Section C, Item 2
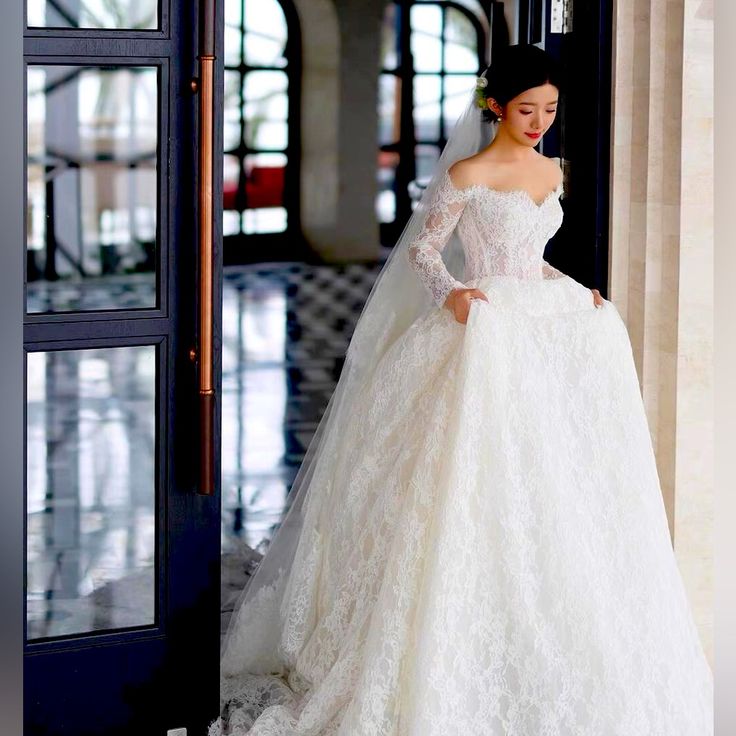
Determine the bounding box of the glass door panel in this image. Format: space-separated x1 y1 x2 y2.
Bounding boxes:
21 1 223 732
27 0 160 30
26 345 157 641
26 64 159 314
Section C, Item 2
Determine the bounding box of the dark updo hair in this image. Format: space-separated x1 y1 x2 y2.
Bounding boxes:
479 44 563 124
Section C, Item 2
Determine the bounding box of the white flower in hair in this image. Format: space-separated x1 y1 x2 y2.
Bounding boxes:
475 76 488 89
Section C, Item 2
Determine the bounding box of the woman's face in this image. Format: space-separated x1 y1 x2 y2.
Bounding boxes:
495 83 559 146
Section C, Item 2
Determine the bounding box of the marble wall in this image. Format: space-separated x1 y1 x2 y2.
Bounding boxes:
609 0 713 664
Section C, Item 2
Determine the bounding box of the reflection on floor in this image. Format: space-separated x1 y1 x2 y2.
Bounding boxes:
26 345 158 641
23 258 384 646
26 271 157 314
220 260 384 642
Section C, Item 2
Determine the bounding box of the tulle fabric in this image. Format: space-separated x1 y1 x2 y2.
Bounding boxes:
210 271 713 735
213 80 497 731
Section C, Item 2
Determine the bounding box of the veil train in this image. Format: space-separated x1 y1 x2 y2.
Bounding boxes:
218 72 495 679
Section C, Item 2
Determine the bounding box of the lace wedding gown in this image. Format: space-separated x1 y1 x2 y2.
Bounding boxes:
210 164 714 735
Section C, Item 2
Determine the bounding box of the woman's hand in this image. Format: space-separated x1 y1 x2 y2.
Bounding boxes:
444 287 489 324
591 288 604 308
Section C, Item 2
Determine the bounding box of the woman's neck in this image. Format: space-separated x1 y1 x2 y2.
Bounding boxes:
482 127 539 162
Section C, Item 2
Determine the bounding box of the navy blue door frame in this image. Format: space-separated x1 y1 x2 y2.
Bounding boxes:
19 1 223 734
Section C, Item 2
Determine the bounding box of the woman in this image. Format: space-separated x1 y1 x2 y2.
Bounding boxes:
210 44 713 735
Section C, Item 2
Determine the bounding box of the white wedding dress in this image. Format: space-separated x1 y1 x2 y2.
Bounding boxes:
210 164 713 735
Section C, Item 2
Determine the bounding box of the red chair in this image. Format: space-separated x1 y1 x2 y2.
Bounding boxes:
223 165 285 210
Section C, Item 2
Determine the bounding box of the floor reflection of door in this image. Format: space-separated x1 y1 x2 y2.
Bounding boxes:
23 3 222 734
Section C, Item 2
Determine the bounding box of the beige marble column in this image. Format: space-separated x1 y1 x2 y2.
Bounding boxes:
292 0 341 256
609 0 713 664
675 0 713 665
292 0 384 261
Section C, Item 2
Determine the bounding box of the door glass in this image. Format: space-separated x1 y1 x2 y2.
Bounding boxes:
26 65 159 314
26 345 157 640
27 1 159 30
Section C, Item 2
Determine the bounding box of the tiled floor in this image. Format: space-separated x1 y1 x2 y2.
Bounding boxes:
24 257 385 645
219 260 384 640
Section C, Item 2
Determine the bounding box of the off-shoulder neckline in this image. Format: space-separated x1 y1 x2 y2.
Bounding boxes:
443 167 563 209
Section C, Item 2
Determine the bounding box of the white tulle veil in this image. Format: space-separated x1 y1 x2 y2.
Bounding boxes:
219 74 497 677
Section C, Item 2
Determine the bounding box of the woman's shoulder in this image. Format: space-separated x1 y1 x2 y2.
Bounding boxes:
446 160 477 190
546 155 562 172
537 153 562 175
447 155 501 189
448 152 560 190
545 155 564 189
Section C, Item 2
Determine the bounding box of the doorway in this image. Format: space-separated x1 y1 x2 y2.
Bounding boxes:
21 1 223 733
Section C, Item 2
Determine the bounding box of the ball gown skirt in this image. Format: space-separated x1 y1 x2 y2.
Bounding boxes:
209 270 714 735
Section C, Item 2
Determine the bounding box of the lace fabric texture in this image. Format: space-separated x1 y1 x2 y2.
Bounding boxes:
406 167 566 307
210 166 713 735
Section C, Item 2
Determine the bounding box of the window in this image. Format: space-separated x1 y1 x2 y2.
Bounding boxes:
223 0 300 260
378 0 489 245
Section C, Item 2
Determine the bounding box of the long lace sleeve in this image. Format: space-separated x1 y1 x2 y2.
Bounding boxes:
407 170 469 307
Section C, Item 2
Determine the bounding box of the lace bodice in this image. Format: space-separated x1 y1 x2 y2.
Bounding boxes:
407 163 567 307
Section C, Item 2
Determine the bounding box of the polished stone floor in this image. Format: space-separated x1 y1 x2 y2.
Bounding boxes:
25 259 384 644
219 260 383 640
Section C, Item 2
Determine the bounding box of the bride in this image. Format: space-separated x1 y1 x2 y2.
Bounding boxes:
210 44 713 735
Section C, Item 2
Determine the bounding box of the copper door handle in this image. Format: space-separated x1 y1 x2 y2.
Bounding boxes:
196 0 216 495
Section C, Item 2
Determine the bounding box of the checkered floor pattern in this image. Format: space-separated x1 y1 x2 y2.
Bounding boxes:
220 258 388 636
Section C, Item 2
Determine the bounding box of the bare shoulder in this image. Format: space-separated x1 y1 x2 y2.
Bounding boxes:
545 154 563 182
447 158 481 189
448 151 561 189
447 154 503 189
531 153 563 189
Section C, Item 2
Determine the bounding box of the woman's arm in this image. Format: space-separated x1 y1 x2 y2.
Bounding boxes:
406 171 470 308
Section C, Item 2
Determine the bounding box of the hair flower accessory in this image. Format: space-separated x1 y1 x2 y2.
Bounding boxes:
474 76 489 109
